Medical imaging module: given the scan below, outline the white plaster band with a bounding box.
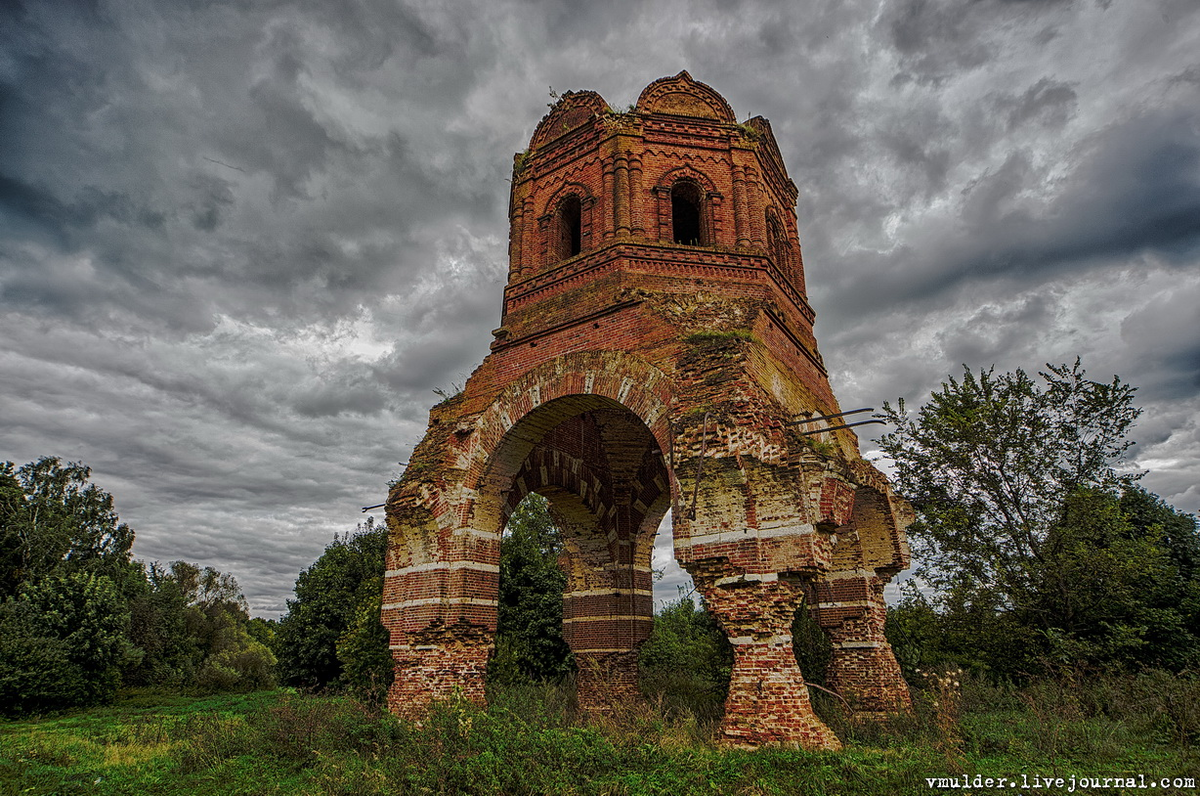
[674,524,817,548]
[388,644,443,651]
[727,634,793,646]
[834,641,882,649]
[810,600,870,609]
[562,615,651,624]
[564,588,654,598]
[382,597,498,610]
[714,573,778,587]
[385,562,501,577]
[453,528,499,539]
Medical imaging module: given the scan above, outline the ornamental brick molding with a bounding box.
[383,72,913,749]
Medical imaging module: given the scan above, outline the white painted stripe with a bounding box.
[727,634,793,645]
[833,641,882,649]
[452,527,499,539]
[715,573,778,587]
[564,588,653,597]
[809,600,870,609]
[382,597,498,610]
[386,561,500,577]
[388,644,440,651]
[563,615,651,624]
[674,524,816,548]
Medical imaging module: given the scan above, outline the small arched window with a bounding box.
[767,212,788,272]
[671,181,704,245]
[558,195,582,260]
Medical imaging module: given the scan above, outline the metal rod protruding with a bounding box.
[784,407,874,426]
[795,419,886,436]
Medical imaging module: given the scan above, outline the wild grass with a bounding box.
[1,673,1197,795]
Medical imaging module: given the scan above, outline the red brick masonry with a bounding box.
[383,73,913,749]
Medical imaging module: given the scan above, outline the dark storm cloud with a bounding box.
[825,100,1200,320]
[2,0,1198,614]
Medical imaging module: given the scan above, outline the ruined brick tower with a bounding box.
[383,72,913,749]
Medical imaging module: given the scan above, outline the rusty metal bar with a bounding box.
[795,418,886,436]
[784,407,874,426]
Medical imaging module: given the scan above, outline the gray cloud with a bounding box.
[1,0,1197,615]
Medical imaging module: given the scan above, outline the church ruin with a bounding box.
[382,72,913,749]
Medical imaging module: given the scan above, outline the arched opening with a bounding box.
[477,394,674,713]
[558,195,582,259]
[639,507,733,725]
[671,181,704,245]
[487,492,574,689]
[767,211,789,274]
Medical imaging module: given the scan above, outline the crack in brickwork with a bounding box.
[384,73,912,749]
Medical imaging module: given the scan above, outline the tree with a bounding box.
[879,360,1200,674]
[639,596,732,718]
[0,573,135,712]
[0,457,138,599]
[489,494,573,684]
[276,518,389,691]
[125,560,275,692]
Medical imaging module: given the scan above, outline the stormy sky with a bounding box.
[2,0,1198,616]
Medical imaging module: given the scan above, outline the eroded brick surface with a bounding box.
[384,72,912,749]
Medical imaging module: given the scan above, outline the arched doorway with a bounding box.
[478,394,672,711]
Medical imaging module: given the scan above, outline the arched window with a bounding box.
[767,211,789,272]
[671,181,704,245]
[558,195,582,259]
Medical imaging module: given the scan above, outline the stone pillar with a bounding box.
[813,573,912,714]
[558,502,652,714]
[510,205,524,272]
[388,631,492,715]
[521,197,536,274]
[628,153,644,236]
[697,577,841,750]
[614,152,630,236]
[733,164,750,247]
[601,156,615,240]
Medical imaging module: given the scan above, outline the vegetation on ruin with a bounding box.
[681,329,757,346]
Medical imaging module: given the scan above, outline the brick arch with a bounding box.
[652,165,721,245]
[464,351,677,530]
[542,181,595,218]
[529,90,609,149]
[541,183,594,264]
[654,163,718,195]
[636,71,737,123]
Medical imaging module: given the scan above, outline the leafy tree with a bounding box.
[0,573,135,712]
[336,580,393,702]
[276,518,388,691]
[490,494,573,684]
[879,360,1140,610]
[0,458,138,598]
[639,596,732,718]
[124,562,202,687]
[124,560,274,691]
[879,361,1200,675]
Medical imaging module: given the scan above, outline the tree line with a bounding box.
[6,357,1197,716]
[0,458,275,714]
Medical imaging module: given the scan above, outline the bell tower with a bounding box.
[383,72,912,749]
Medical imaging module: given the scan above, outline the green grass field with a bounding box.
[1,673,1197,795]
